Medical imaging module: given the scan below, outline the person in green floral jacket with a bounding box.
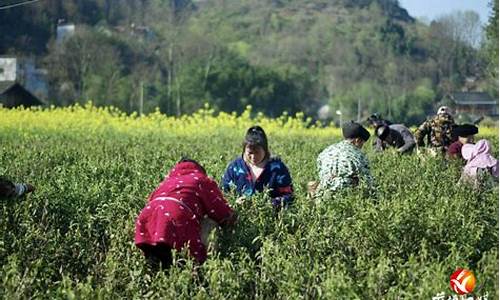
[309,121,374,197]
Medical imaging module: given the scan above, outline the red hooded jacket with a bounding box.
[134,161,233,263]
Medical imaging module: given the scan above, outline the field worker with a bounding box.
[460,139,499,189]
[367,113,392,148]
[0,177,35,199]
[414,106,456,154]
[367,113,392,128]
[374,124,415,154]
[135,159,236,268]
[311,121,374,195]
[447,124,478,160]
[221,126,294,209]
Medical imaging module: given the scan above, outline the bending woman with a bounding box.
[135,159,236,268]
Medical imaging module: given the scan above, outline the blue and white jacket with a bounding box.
[221,157,294,207]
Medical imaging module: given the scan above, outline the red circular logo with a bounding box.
[450,268,476,295]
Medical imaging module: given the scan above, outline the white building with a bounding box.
[0,58,17,81]
[0,57,48,100]
[56,23,75,45]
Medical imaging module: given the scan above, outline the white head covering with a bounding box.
[437,106,450,115]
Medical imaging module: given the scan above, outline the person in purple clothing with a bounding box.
[221,126,294,208]
[460,139,499,189]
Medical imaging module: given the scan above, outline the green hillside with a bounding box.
[0,0,497,123]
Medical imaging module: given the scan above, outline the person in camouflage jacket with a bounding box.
[414,106,456,152]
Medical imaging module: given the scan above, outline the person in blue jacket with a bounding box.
[221,126,294,208]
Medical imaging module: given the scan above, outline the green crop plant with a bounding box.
[0,105,497,299]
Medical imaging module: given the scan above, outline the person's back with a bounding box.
[317,140,372,191]
[135,159,235,267]
[388,124,413,144]
[460,140,499,189]
[148,162,228,219]
[374,124,415,153]
[315,122,374,195]
[415,106,455,152]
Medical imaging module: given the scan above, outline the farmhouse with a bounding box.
[444,92,499,117]
[0,81,44,108]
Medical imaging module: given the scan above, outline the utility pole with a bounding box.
[139,80,143,116]
[336,110,343,127]
[168,47,173,115]
[357,96,361,122]
[175,77,181,117]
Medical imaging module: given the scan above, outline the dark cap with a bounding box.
[452,124,478,138]
[342,121,370,141]
[375,125,390,140]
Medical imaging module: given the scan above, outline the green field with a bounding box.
[0,106,498,299]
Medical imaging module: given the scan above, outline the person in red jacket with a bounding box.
[135,159,236,268]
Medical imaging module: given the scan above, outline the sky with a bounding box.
[398,0,492,24]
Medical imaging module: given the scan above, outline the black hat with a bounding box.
[342,121,370,141]
[452,124,478,138]
[375,125,390,140]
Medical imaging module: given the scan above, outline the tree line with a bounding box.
[0,0,497,124]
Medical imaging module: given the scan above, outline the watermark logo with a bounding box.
[449,268,476,295]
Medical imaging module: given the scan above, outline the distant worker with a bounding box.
[414,106,456,154]
[310,121,374,196]
[460,139,499,189]
[447,124,478,160]
[367,113,393,148]
[367,113,392,128]
[374,124,415,154]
